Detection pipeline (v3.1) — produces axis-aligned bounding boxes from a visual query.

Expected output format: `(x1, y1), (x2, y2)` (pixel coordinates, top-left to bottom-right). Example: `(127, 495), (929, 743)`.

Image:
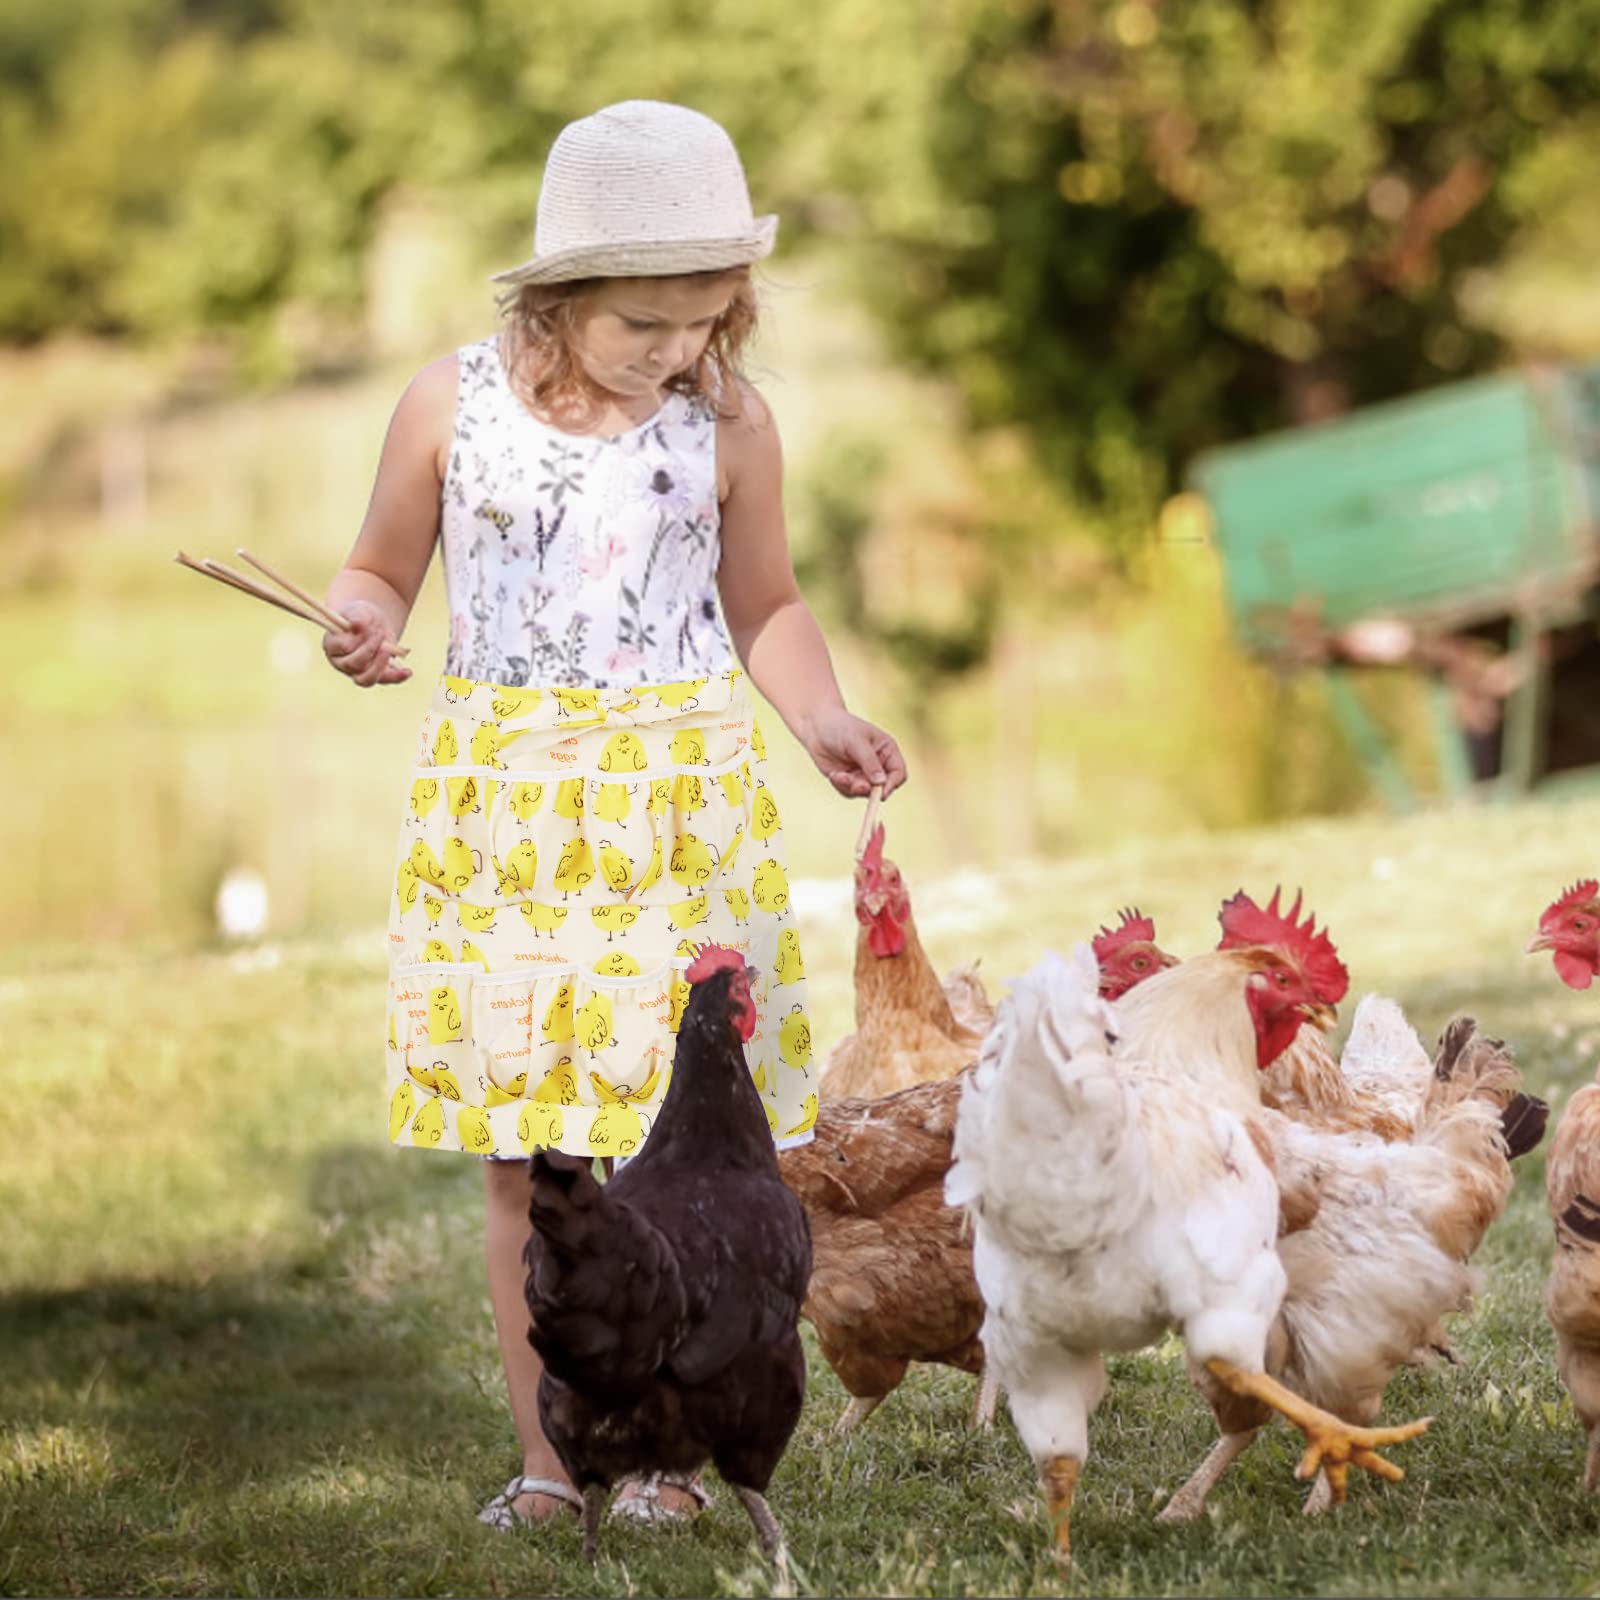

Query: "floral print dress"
(440, 336), (734, 689)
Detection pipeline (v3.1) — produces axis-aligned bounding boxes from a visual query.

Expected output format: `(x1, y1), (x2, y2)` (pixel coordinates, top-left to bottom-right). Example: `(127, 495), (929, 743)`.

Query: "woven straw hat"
(491, 100), (778, 287)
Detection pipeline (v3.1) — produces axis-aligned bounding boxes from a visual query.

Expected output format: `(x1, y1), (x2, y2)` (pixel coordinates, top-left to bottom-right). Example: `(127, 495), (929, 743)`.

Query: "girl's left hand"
(801, 708), (908, 799)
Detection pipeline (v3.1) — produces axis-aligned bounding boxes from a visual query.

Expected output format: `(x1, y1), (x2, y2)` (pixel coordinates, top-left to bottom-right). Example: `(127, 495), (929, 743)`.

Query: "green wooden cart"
(1192, 364), (1600, 806)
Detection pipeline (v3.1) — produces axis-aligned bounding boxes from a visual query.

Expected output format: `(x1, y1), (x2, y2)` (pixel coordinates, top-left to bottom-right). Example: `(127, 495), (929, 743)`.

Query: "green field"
(6, 796), (1600, 1597)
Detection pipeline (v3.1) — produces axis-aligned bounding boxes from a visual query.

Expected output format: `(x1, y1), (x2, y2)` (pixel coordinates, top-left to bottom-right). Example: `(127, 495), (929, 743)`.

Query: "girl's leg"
(483, 1159), (575, 1521)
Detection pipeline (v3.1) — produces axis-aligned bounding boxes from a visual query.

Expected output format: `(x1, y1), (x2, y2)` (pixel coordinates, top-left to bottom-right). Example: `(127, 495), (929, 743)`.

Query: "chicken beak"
(1298, 1001), (1337, 1032)
(1526, 932), (1555, 955)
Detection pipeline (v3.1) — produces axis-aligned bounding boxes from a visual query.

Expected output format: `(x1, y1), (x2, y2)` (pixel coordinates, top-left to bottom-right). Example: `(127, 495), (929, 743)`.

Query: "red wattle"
(1554, 950), (1598, 991)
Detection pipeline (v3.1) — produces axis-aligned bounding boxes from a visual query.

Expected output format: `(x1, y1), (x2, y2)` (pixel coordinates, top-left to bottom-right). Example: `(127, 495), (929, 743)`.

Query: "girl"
(321, 101), (907, 1531)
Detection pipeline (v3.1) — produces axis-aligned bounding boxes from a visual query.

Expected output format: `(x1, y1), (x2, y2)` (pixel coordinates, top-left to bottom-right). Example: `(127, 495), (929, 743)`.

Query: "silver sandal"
(477, 1474), (583, 1531)
(608, 1470), (711, 1525)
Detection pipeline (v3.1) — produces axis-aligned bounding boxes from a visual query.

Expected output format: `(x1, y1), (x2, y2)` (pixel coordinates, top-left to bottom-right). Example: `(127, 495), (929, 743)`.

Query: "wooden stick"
(235, 548), (346, 630)
(854, 783), (885, 860)
(174, 550), (327, 627)
(235, 547), (409, 657)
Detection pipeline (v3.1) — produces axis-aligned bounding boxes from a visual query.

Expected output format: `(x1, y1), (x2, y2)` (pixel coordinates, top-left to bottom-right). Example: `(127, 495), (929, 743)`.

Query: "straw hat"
(491, 100), (778, 287)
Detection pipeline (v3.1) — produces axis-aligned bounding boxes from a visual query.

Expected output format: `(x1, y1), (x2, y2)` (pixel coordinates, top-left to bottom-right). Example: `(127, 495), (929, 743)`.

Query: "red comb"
(1545, 879), (1600, 918)
(857, 822), (886, 876)
(685, 943), (746, 985)
(1217, 887), (1349, 1005)
(1092, 907), (1158, 965)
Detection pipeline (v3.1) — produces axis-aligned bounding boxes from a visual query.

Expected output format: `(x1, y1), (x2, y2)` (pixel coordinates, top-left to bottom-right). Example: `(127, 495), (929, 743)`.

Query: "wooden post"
(1322, 667), (1416, 813)
(1498, 612), (1549, 798)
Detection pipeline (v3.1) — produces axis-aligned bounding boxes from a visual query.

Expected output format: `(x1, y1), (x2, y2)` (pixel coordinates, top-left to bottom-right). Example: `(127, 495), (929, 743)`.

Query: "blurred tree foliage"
(4, 0), (1597, 516)
(851, 0), (1600, 541)
(0, 0), (942, 361)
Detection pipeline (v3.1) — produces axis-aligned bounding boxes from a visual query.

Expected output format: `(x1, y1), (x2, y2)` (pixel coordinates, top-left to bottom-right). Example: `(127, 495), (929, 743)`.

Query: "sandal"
(609, 1470), (710, 1525)
(477, 1474), (583, 1531)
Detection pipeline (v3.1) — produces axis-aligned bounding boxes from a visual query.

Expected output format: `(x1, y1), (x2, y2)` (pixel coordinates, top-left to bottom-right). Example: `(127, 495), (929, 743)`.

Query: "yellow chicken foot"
(834, 1395), (885, 1435)
(1203, 1359), (1430, 1503)
(1042, 1455), (1081, 1560)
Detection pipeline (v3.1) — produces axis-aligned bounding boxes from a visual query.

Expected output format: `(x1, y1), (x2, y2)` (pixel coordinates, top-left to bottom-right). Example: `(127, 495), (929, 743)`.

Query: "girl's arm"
(323, 354), (457, 687)
(716, 388), (907, 798)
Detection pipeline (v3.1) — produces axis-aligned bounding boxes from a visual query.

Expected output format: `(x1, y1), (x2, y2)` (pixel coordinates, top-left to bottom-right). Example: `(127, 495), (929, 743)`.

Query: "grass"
(8, 797), (1600, 1595)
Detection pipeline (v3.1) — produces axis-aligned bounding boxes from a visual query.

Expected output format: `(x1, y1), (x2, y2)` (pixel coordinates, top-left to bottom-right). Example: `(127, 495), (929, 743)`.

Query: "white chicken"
(946, 944), (1429, 1560)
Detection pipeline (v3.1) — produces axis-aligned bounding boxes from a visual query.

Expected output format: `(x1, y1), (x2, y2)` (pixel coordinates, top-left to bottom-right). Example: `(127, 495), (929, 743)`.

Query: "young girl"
(322, 101), (907, 1531)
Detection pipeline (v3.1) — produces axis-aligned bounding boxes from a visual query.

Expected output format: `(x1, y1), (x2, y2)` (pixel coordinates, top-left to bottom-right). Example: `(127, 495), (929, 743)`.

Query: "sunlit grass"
(7, 795), (1600, 1594)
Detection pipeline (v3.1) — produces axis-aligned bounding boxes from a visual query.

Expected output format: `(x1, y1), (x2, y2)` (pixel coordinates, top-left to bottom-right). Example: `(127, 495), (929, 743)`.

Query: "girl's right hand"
(323, 599), (411, 687)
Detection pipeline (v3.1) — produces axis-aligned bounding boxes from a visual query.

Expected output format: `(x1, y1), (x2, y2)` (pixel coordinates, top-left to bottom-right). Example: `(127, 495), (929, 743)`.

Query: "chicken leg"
(1203, 1359), (1429, 1503)
(1158, 1429), (1260, 1522)
(834, 1395), (885, 1434)
(972, 1368), (1000, 1430)
(1042, 1455), (1080, 1559)
(731, 1483), (790, 1581)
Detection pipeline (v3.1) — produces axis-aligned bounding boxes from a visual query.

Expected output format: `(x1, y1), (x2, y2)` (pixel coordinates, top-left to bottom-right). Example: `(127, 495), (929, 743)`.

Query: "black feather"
(1562, 1194), (1600, 1245)
(1500, 1093), (1549, 1161)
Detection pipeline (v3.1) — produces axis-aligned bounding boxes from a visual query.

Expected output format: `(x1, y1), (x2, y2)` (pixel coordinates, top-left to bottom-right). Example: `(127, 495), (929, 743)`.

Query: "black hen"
(523, 944), (813, 1566)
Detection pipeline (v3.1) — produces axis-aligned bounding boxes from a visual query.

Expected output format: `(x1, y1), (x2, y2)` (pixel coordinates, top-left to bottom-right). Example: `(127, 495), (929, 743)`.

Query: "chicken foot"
(1041, 1455), (1081, 1560)
(1158, 1429), (1260, 1522)
(1203, 1359), (1430, 1504)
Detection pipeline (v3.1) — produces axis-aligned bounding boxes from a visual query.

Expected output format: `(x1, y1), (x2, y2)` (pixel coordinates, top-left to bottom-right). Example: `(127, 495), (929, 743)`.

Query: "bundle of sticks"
(173, 548), (408, 657)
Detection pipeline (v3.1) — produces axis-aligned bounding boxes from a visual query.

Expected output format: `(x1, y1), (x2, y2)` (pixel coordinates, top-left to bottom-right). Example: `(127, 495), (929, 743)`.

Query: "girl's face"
(569, 274), (741, 399)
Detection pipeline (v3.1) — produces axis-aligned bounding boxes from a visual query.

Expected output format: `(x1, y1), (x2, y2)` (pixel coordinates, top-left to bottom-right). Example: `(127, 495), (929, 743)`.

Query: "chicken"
(1528, 877), (1600, 1488)
(1528, 877), (1600, 990)
(947, 942), (1428, 1560)
(818, 824), (989, 1099)
(1093, 907), (1180, 999)
(522, 944), (812, 1567)
(1109, 892), (1538, 1519)
(776, 1068), (997, 1433)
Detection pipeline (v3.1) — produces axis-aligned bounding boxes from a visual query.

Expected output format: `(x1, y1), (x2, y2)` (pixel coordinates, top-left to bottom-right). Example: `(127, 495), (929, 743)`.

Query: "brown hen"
(817, 824), (989, 1100)
(777, 1066), (997, 1431)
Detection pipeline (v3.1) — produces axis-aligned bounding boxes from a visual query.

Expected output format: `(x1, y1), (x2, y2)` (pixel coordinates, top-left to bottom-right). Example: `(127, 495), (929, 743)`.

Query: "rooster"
(777, 1067), (998, 1433)
(818, 824), (989, 1099)
(946, 942), (1428, 1560)
(1109, 893), (1539, 1519)
(1528, 877), (1600, 1488)
(523, 944), (812, 1567)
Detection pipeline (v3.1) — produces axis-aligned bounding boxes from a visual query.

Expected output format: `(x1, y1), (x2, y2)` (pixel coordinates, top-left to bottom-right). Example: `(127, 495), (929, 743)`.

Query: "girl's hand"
(801, 708), (908, 799)
(323, 599), (411, 687)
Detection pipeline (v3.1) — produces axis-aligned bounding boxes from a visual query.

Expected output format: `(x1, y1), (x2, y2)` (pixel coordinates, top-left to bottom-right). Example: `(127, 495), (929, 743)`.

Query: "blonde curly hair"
(496, 268), (758, 430)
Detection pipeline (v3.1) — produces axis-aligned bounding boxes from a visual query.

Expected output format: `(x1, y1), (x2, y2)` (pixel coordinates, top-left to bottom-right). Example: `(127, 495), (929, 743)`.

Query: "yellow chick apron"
(383, 342), (815, 1160)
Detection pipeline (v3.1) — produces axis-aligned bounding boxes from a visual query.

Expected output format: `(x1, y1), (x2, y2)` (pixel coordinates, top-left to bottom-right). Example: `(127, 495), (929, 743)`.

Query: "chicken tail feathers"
(1426, 1018), (1522, 1114)
(527, 1151), (608, 1261)
(1432, 1016), (1479, 1082)
(524, 1153), (690, 1389)
(1500, 1092), (1550, 1161)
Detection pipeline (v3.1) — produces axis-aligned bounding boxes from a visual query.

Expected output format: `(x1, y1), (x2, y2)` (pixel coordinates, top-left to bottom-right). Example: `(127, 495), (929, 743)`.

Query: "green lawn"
(7, 797), (1600, 1596)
